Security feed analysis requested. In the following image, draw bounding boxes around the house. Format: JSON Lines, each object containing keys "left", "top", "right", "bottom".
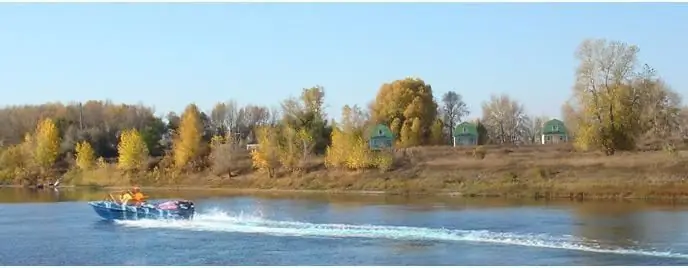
{"left": 453, "top": 121, "right": 479, "bottom": 146}
{"left": 541, "top": 119, "right": 568, "bottom": 145}
{"left": 366, "top": 124, "right": 394, "bottom": 151}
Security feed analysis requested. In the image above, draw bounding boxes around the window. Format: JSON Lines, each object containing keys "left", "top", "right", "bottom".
{"left": 559, "top": 136, "right": 564, "bottom": 141}
{"left": 463, "top": 127, "right": 467, "bottom": 133}
{"left": 546, "top": 136, "right": 551, "bottom": 141}
{"left": 378, "top": 129, "right": 383, "bottom": 136}
{"left": 553, "top": 125, "right": 559, "bottom": 131}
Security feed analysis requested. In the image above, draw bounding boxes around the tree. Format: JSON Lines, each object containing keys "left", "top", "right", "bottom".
{"left": 173, "top": 104, "right": 204, "bottom": 169}
{"left": 75, "top": 141, "right": 95, "bottom": 170}
{"left": 430, "top": 119, "right": 445, "bottom": 145}
{"left": 441, "top": 91, "right": 469, "bottom": 139}
{"left": 209, "top": 134, "right": 234, "bottom": 176}
{"left": 564, "top": 39, "right": 681, "bottom": 154}
{"left": 33, "top": 118, "right": 61, "bottom": 171}
{"left": 250, "top": 126, "right": 281, "bottom": 178}
{"left": 117, "top": 128, "right": 149, "bottom": 172}
{"left": 370, "top": 77, "right": 438, "bottom": 146}
{"left": 524, "top": 115, "right": 549, "bottom": 144}
{"left": 280, "top": 86, "right": 330, "bottom": 154}
{"left": 325, "top": 105, "right": 375, "bottom": 170}
{"left": 481, "top": 94, "right": 529, "bottom": 144}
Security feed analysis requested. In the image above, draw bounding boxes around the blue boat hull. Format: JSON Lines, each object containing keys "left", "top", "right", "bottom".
{"left": 89, "top": 200, "right": 195, "bottom": 221}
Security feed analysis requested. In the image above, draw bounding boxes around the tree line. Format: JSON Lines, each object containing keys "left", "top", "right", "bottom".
{"left": 0, "top": 38, "right": 686, "bottom": 185}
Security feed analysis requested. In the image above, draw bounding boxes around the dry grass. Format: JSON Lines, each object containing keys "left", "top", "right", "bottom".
{"left": 49, "top": 143, "right": 688, "bottom": 200}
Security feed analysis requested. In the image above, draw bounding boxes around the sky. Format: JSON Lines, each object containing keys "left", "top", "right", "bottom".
{"left": 0, "top": 3, "right": 686, "bottom": 121}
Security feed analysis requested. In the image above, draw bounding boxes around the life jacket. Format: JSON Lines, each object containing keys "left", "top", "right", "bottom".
{"left": 132, "top": 192, "right": 145, "bottom": 202}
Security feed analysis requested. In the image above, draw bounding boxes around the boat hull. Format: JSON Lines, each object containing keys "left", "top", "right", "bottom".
{"left": 89, "top": 200, "right": 195, "bottom": 221}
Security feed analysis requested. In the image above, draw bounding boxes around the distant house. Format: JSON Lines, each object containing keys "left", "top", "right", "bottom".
{"left": 366, "top": 124, "right": 394, "bottom": 151}
{"left": 541, "top": 119, "right": 568, "bottom": 145}
{"left": 453, "top": 122, "right": 479, "bottom": 146}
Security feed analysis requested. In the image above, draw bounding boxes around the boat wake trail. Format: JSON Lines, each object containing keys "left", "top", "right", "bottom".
{"left": 116, "top": 208, "right": 687, "bottom": 259}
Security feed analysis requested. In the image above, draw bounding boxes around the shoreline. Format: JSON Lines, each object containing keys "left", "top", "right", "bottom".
{"left": 6, "top": 183, "right": 688, "bottom": 203}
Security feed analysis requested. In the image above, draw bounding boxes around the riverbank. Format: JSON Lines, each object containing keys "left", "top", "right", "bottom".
{"left": 5, "top": 144, "right": 688, "bottom": 201}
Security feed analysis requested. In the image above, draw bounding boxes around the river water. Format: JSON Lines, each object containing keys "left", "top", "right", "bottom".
{"left": 1, "top": 187, "right": 688, "bottom": 265}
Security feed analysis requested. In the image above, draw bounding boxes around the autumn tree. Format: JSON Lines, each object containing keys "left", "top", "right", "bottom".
{"left": 250, "top": 126, "right": 281, "bottom": 178}
{"left": 74, "top": 141, "right": 95, "bottom": 170}
{"left": 33, "top": 118, "right": 61, "bottom": 172}
{"left": 325, "top": 105, "right": 375, "bottom": 170}
{"left": 430, "top": 119, "right": 445, "bottom": 145}
{"left": 173, "top": 104, "right": 204, "bottom": 169}
{"left": 565, "top": 38, "right": 681, "bottom": 154}
{"left": 441, "top": 91, "right": 469, "bottom": 139}
{"left": 370, "top": 77, "right": 438, "bottom": 146}
{"left": 481, "top": 94, "right": 529, "bottom": 144}
{"left": 117, "top": 128, "right": 149, "bottom": 172}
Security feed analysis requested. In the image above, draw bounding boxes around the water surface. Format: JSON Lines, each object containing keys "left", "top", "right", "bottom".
{"left": 1, "top": 187, "right": 687, "bottom": 265}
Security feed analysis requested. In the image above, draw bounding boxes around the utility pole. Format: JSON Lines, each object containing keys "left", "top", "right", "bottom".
{"left": 78, "top": 102, "right": 84, "bottom": 131}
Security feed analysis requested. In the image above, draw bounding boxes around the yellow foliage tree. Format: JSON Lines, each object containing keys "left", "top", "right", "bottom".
{"left": 0, "top": 144, "right": 29, "bottom": 177}
{"left": 345, "top": 136, "right": 372, "bottom": 170}
{"left": 117, "top": 128, "right": 149, "bottom": 172}
{"left": 399, "top": 121, "right": 414, "bottom": 147}
{"left": 564, "top": 39, "right": 676, "bottom": 155}
{"left": 173, "top": 104, "right": 203, "bottom": 169}
{"left": 75, "top": 141, "right": 95, "bottom": 170}
{"left": 370, "top": 77, "right": 438, "bottom": 146}
{"left": 278, "top": 125, "right": 302, "bottom": 172}
{"left": 430, "top": 119, "right": 445, "bottom": 145}
{"left": 324, "top": 121, "right": 349, "bottom": 168}
{"left": 33, "top": 118, "right": 61, "bottom": 171}
{"left": 325, "top": 106, "right": 380, "bottom": 171}
{"left": 250, "top": 126, "right": 281, "bottom": 178}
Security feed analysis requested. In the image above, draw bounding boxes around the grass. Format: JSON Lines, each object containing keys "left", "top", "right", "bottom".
{"left": 8, "top": 143, "right": 688, "bottom": 201}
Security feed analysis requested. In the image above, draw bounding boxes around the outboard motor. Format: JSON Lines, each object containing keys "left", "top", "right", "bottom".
{"left": 174, "top": 200, "right": 195, "bottom": 219}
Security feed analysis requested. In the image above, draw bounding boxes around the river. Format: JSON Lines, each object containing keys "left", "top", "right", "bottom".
{"left": 1, "top": 187, "right": 688, "bottom": 265}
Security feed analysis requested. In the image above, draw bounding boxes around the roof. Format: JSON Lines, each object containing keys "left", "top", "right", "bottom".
{"left": 453, "top": 121, "right": 479, "bottom": 137}
{"left": 542, "top": 119, "right": 567, "bottom": 135}
{"left": 366, "top": 123, "right": 394, "bottom": 139}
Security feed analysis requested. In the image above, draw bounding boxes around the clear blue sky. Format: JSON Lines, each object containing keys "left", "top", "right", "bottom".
{"left": 1, "top": 3, "right": 686, "bottom": 121}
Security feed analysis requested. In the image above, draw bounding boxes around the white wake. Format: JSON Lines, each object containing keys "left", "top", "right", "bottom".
{"left": 115, "top": 208, "right": 688, "bottom": 259}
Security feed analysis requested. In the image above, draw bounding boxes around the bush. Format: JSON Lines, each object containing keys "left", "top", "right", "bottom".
{"left": 473, "top": 146, "right": 486, "bottom": 159}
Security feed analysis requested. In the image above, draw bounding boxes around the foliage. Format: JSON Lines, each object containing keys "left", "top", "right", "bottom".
{"left": 33, "top": 118, "right": 61, "bottom": 171}
{"left": 565, "top": 39, "right": 682, "bottom": 155}
{"left": 429, "top": 119, "right": 445, "bottom": 145}
{"left": 173, "top": 104, "right": 204, "bottom": 169}
{"left": 250, "top": 126, "right": 281, "bottom": 178}
{"left": 75, "top": 141, "right": 95, "bottom": 170}
{"left": 370, "top": 77, "right": 438, "bottom": 146}
{"left": 117, "top": 128, "right": 149, "bottom": 172}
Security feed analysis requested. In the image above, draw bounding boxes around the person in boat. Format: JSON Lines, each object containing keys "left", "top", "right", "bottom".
{"left": 131, "top": 187, "right": 147, "bottom": 206}
{"left": 119, "top": 190, "right": 133, "bottom": 205}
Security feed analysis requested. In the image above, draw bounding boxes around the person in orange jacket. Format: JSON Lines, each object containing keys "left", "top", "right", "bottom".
{"left": 131, "top": 186, "right": 147, "bottom": 206}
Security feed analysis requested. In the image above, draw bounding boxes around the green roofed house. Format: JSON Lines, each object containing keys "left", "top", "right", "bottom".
{"left": 367, "top": 124, "right": 394, "bottom": 151}
{"left": 453, "top": 121, "right": 479, "bottom": 146}
{"left": 541, "top": 119, "right": 568, "bottom": 145}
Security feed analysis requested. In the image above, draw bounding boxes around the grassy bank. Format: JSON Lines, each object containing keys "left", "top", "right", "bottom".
{"left": 10, "top": 144, "right": 688, "bottom": 201}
